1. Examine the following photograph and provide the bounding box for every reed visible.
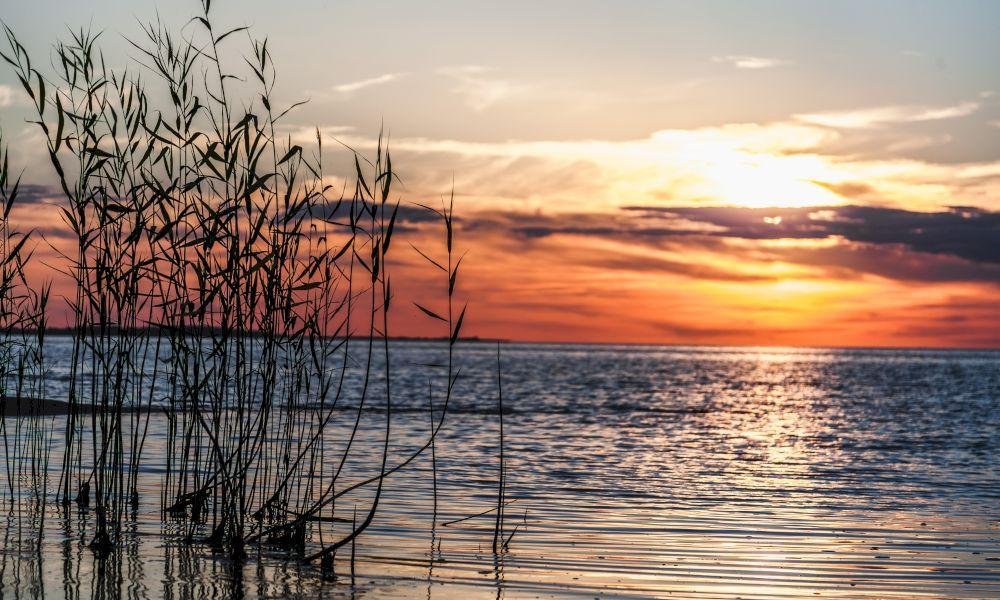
[0,0,494,577]
[492,342,506,554]
[0,131,52,517]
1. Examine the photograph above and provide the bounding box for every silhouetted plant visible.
[0,0,472,569]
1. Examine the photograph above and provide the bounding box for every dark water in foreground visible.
[1,341,998,598]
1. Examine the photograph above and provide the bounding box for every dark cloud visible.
[9,180,999,285]
[908,298,999,313]
[630,205,999,264]
[3,184,56,205]
[390,203,445,224]
[759,239,1000,283]
[810,180,875,199]
[282,199,444,236]
[31,225,76,241]
[459,204,1000,283]
[892,322,1000,347]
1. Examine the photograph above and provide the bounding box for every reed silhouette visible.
[0,1,505,590]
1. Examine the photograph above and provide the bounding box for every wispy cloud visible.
[438,65,531,111]
[331,73,401,95]
[0,85,18,108]
[795,101,980,129]
[712,55,790,70]
[333,73,402,94]
[305,74,401,102]
[295,114,1000,215]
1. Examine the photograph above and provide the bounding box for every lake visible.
[0,339,997,598]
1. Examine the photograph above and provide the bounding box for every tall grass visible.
[0,0,474,570]
[0,131,52,516]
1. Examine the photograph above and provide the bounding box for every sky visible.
[1,0,998,347]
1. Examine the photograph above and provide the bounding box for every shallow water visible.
[1,340,998,598]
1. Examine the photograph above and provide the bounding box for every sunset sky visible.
[2,0,998,347]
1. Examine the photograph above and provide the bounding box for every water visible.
[1,339,998,598]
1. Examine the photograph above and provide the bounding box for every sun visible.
[636,124,855,209]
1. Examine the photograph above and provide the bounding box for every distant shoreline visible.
[0,397,146,417]
[12,328,508,345]
[15,330,997,352]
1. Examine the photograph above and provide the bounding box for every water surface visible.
[1,340,997,598]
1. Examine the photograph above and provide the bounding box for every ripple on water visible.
[0,340,997,598]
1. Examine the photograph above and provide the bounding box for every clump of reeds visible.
[1,0,475,570]
[0,131,52,515]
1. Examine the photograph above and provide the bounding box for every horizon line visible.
[29,329,999,352]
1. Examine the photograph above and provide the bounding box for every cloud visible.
[309,201,440,229]
[628,205,1000,265]
[437,65,531,111]
[712,55,790,70]
[296,116,1000,215]
[298,120,849,210]
[580,252,775,282]
[0,84,18,108]
[331,73,402,95]
[304,75,401,102]
[809,180,875,200]
[1,184,56,205]
[443,204,1000,284]
[795,101,980,129]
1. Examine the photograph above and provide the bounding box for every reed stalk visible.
[0,0,482,576]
